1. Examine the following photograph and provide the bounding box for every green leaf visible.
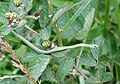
[16,45,27,59]
[40,28,51,40]
[79,76,85,84]
[10,0,33,15]
[0,3,10,24]
[98,55,109,68]
[51,50,70,57]
[38,8,50,28]
[5,35,22,43]
[102,32,117,56]
[28,54,51,80]
[50,6,68,25]
[102,72,113,82]
[51,0,73,7]
[42,68,57,83]
[91,35,104,61]
[95,67,113,83]
[86,68,113,83]
[75,8,95,40]
[80,53,97,66]
[62,1,89,32]
[0,25,11,36]
[56,57,75,83]
[10,0,18,13]
[21,51,39,62]
[24,0,33,14]
[85,76,100,84]
[61,0,97,41]
[22,51,51,80]
[0,77,28,84]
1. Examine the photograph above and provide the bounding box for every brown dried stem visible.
[0,38,36,83]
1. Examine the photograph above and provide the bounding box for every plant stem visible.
[103,0,111,36]
[24,25,40,35]
[67,0,87,11]
[47,0,63,46]
[74,66,88,79]
[76,39,86,67]
[114,0,120,34]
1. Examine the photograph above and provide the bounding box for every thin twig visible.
[47,0,63,46]
[76,39,86,67]
[67,0,87,11]
[74,66,88,79]
[24,25,40,35]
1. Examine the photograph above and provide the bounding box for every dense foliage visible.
[0,0,120,84]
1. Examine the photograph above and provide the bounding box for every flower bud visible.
[13,0,23,9]
[42,40,51,49]
[34,13,40,20]
[5,12,20,26]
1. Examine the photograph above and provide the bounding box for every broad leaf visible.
[16,45,27,59]
[75,8,95,40]
[50,6,68,25]
[38,8,50,28]
[51,0,73,7]
[91,35,104,61]
[102,32,117,56]
[0,25,11,36]
[0,77,28,84]
[56,57,75,83]
[10,0,33,15]
[85,76,100,84]
[102,72,113,82]
[51,50,70,57]
[42,68,57,83]
[24,0,33,14]
[0,3,10,24]
[40,28,51,40]
[95,67,113,83]
[22,51,51,80]
[80,53,97,66]
[85,72,113,84]
[61,0,98,41]
[79,76,85,84]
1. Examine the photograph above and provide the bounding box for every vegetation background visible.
[0,0,120,84]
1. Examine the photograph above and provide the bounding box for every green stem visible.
[47,0,63,46]
[103,0,111,37]
[10,28,97,54]
[114,0,120,34]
